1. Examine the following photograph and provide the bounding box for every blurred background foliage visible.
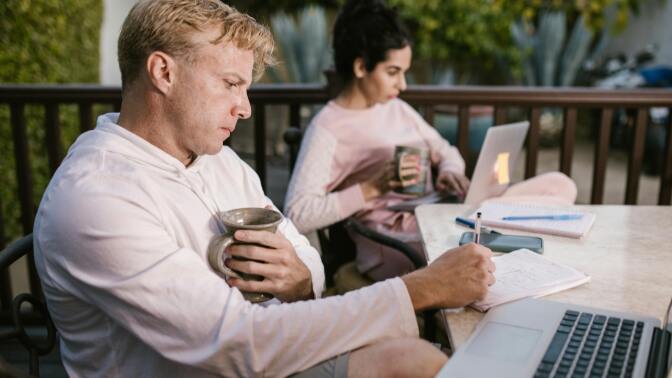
[265,6,332,83]
[235,0,660,85]
[228,0,339,22]
[389,0,660,85]
[0,0,102,241]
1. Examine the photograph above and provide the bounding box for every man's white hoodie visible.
[33,113,418,377]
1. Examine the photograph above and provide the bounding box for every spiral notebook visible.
[469,202,596,238]
[471,249,591,312]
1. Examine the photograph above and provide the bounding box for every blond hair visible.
[118,0,274,89]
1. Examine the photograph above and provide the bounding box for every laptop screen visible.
[464,121,529,205]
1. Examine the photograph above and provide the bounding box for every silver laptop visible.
[437,298,671,378]
[464,121,529,205]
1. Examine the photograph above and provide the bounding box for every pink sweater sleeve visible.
[284,125,367,234]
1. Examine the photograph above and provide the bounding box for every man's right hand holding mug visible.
[225,229,314,303]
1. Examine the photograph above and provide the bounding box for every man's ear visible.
[353,57,366,79]
[146,51,176,94]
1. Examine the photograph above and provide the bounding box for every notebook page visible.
[472,249,590,312]
[471,202,596,238]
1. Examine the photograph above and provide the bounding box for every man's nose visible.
[234,92,252,119]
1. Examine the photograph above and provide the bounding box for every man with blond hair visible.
[33,1,495,377]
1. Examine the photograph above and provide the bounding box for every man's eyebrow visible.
[386,65,402,71]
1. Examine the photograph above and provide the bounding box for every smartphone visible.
[459,231,544,254]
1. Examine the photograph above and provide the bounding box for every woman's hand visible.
[397,154,422,188]
[360,155,423,201]
[360,161,403,201]
[436,170,470,197]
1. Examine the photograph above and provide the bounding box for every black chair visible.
[0,234,58,377]
[284,126,440,342]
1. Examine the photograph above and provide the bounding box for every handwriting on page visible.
[494,258,575,290]
[472,249,590,311]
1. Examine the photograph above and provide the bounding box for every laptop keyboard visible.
[534,310,645,378]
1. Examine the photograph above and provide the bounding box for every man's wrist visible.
[401,270,432,311]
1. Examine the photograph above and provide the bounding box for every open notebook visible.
[472,249,591,312]
[469,202,596,238]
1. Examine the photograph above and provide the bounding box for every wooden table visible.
[416,204,672,349]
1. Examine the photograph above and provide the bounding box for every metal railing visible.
[1,83,672,313]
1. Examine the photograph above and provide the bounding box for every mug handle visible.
[207,235,241,279]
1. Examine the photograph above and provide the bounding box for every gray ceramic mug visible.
[208,207,283,303]
[394,145,429,195]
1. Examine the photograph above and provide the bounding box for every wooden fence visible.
[1,83,672,316]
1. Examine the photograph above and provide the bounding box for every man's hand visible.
[225,230,313,302]
[401,243,495,311]
[435,170,470,197]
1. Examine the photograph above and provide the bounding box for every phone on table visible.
[459,231,544,254]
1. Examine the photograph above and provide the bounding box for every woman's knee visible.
[538,172,577,203]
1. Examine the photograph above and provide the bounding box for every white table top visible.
[416,204,672,349]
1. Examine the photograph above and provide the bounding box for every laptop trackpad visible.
[465,321,543,362]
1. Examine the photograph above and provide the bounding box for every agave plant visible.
[512,11,610,87]
[510,11,614,144]
[266,6,332,83]
[243,6,333,159]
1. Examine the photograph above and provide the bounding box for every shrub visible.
[0,0,102,242]
[388,0,661,84]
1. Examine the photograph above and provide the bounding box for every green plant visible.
[389,0,520,85]
[504,0,652,33]
[266,6,332,83]
[227,0,339,22]
[387,0,661,85]
[0,0,102,242]
[511,11,598,86]
[508,0,650,87]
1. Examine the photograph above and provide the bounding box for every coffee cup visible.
[394,145,429,195]
[208,207,283,303]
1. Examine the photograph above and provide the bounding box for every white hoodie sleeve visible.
[35,168,418,377]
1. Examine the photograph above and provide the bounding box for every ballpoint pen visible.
[455,216,501,234]
[501,214,583,221]
[474,212,482,244]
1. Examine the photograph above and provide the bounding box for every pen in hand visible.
[474,212,482,244]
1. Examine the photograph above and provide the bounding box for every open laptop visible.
[387,121,529,212]
[437,298,671,378]
[463,121,529,205]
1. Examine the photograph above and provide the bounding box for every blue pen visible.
[455,217,501,234]
[501,214,583,221]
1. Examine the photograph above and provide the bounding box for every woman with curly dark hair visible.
[286,0,577,281]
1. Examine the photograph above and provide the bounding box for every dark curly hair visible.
[332,0,411,85]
